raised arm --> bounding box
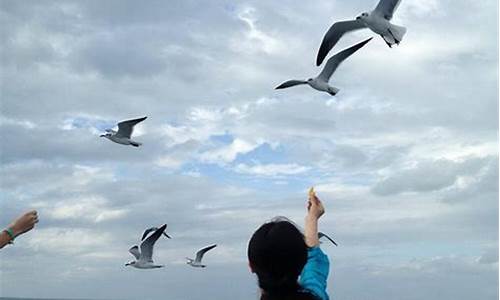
[305,188,324,247]
[300,189,330,300]
[0,210,39,249]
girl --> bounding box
[248,191,330,300]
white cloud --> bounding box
[371,156,491,196]
[398,0,441,18]
[235,162,310,177]
[40,196,128,223]
[233,6,283,54]
[71,164,115,185]
[26,227,114,255]
[155,155,185,169]
[44,196,128,223]
[0,116,36,129]
[200,138,261,164]
[0,1,497,299]
[477,247,499,264]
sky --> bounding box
[0,0,498,299]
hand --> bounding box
[304,189,325,247]
[307,191,325,220]
[8,210,39,237]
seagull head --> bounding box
[356,12,369,20]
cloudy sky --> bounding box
[0,0,498,299]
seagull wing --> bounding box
[275,80,308,89]
[115,116,147,138]
[141,227,157,241]
[317,37,372,82]
[319,232,338,246]
[316,20,366,66]
[142,226,171,240]
[374,0,402,20]
[140,224,166,262]
[129,245,141,259]
[195,244,217,263]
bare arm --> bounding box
[0,210,39,249]
[300,188,330,300]
[304,188,325,247]
[0,231,13,249]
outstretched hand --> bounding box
[305,188,325,247]
[307,188,325,220]
[9,210,39,237]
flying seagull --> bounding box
[316,0,406,66]
[276,38,372,96]
[141,226,172,241]
[125,224,166,269]
[100,116,147,147]
[319,231,338,246]
[186,244,217,268]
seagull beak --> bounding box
[100,134,106,137]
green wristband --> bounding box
[4,228,15,241]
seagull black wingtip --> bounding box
[316,53,324,66]
[364,36,374,43]
[316,48,326,66]
[354,37,373,48]
[348,36,373,52]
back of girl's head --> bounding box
[248,217,316,300]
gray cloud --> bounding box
[71,30,168,78]
[371,156,492,196]
[0,0,497,299]
[332,255,498,300]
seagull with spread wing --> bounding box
[319,231,338,246]
[100,116,147,147]
[275,38,372,96]
[141,225,171,241]
[316,0,406,66]
[186,244,217,268]
[125,224,166,269]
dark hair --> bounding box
[248,217,316,300]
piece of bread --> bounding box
[308,187,316,198]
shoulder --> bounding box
[307,246,330,267]
[299,246,330,300]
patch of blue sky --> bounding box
[195,132,234,153]
[180,161,324,194]
[175,134,333,191]
[209,132,233,144]
[205,134,284,161]
[183,162,241,184]
[234,142,288,165]
[222,2,237,13]
[66,116,115,132]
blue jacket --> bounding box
[299,246,330,300]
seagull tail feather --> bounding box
[391,24,406,42]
